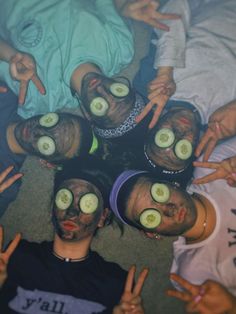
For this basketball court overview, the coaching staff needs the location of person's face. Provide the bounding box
[14,113,82,162]
[124,177,196,237]
[81,72,135,128]
[53,179,105,241]
[146,107,200,171]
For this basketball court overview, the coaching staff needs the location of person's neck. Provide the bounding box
[7,123,26,154]
[53,234,92,261]
[71,63,101,95]
[184,193,216,244]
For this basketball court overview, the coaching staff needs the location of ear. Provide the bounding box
[97,208,110,228]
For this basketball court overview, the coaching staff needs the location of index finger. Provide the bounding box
[195,128,213,157]
[154,11,181,21]
[18,80,29,105]
[0,173,23,193]
[193,161,220,170]
[133,267,149,296]
[170,274,199,295]
[4,233,21,261]
[148,95,168,128]
[192,170,224,185]
[124,265,136,293]
[31,74,46,95]
[136,101,154,124]
[148,102,163,128]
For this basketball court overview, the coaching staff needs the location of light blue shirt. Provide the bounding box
[0,0,134,118]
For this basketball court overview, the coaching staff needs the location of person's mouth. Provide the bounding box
[61,220,78,231]
[178,208,186,223]
[179,117,191,125]
[22,126,30,140]
[88,77,101,90]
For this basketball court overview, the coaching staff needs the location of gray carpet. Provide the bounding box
[0,21,185,314]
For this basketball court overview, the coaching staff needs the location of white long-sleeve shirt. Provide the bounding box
[171,137,236,296]
[153,0,236,124]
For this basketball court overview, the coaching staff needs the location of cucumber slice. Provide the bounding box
[55,188,73,210]
[151,183,170,203]
[79,193,99,214]
[90,97,109,117]
[175,139,193,160]
[154,128,175,148]
[110,83,129,97]
[139,209,161,229]
[39,113,59,128]
[37,136,56,156]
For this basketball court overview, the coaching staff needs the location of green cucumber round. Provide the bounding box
[79,193,99,214]
[55,188,73,210]
[37,136,56,156]
[151,183,170,203]
[175,139,193,160]
[139,209,162,229]
[39,113,59,128]
[90,97,109,116]
[154,128,175,148]
[110,83,129,97]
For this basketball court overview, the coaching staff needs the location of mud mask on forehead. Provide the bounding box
[145,106,201,173]
[14,113,80,161]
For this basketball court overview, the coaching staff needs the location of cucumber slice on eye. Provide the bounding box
[175,139,193,160]
[139,209,161,229]
[151,183,170,203]
[110,83,129,97]
[37,136,56,156]
[90,97,109,117]
[154,128,175,148]
[39,113,59,128]
[79,193,99,214]
[55,188,73,210]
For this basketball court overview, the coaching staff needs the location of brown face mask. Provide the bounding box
[14,112,84,162]
[80,72,136,129]
[145,107,201,171]
[52,179,104,242]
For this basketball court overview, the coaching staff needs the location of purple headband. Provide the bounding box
[109,170,147,224]
[93,93,146,139]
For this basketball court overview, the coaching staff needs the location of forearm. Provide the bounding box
[157,66,173,76]
[0,38,18,62]
[153,0,191,69]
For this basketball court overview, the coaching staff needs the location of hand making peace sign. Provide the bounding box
[10,52,46,105]
[113,265,149,314]
[195,100,236,161]
[0,166,23,194]
[167,273,236,314]
[193,157,236,187]
[0,226,21,288]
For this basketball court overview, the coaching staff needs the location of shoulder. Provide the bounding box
[10,240,52,261]
[90,251,127,279]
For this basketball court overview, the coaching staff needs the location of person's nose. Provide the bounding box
[65,206,80,219]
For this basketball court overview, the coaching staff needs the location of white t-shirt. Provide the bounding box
[153,0,236,124]
[170,138,236,295]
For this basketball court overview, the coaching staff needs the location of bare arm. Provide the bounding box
[0,38,18,62]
